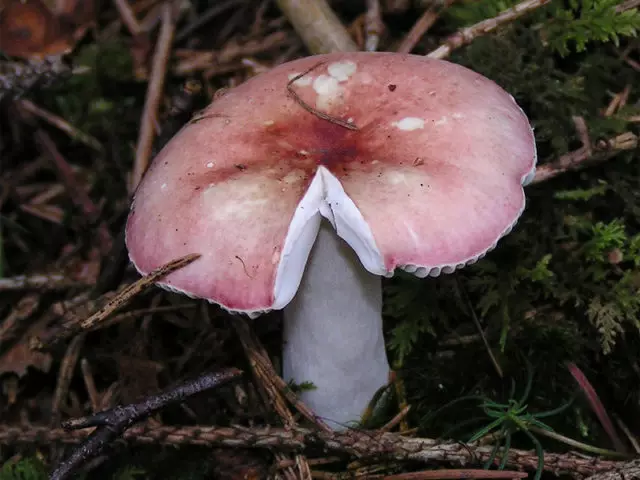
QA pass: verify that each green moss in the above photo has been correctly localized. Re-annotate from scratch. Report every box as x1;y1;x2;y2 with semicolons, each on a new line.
384;0;640;457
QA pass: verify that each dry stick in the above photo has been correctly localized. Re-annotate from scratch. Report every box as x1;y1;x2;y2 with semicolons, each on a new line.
364;0;383;52
287;64;359;131
585;459;640;480
251;0;271;35
616;0;640;12
346;470;528;479
50;334;86;427
396;0;454;54
174;0;245;43
426;0;551;59
131;2;177;192
456;277;503;379
531;132;638;184
0;57;72;101
17;100;102;151
0;295;39;355
80;358;101;413
50;369;242;480
614;416;640;453
31;128;113;256
34;254;200;348
94;304;197;332
112;0;143;36
231;317;332;432
379;405;411;433
1;424;621;478
231;317;316;480
275;0;358;54
0;274;89;291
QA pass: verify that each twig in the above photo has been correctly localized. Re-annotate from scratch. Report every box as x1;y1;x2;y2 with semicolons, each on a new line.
174;32;290;75
93;304;197;331
350;470;528;479
131;2;177;192
33;253;201;348
585;459;640;480
29;127;113;255
0;57;72;101
364;0;383;52
287;63;359;130
231;316;332;432
275;0;358;54
112;0;143;36
80;358;100;413
174;0;245;43
0;273;89;291
616;0;640;13
51;334;86;427
17;99;102;151
397;0;453;54
379;405;411;433
426;0;551;59
531;132;638;184
456;277;503;378
614;416;640;454
50;368;242;480
603;85;631;117
0;294;40;355
1;423;622;478
529;426;628;458
231;316;317;479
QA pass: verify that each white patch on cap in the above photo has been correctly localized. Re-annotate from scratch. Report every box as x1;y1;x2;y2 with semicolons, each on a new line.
202;182;268;221
288;73;313;86
434;116;448;126
282;170;305;185
359;72;374;84
452;113;464;119
387;172;407;185
206;162;214;168
392;117;425;131
313;75;342;111
263;120;275;126
327;60;357;82
161;183;167;190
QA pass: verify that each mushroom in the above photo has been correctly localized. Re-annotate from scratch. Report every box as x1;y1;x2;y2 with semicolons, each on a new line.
125;52;536;428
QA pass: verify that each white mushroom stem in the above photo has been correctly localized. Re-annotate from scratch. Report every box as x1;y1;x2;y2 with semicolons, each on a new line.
282;220;391;429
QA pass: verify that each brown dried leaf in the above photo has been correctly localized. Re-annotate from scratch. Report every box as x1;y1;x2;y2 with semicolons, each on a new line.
0;317;53;377
0;0;94;59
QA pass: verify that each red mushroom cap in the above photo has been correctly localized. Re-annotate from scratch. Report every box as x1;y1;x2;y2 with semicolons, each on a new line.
126;52;536;315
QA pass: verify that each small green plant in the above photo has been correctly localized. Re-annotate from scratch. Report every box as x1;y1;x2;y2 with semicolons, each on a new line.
466;384;571;480
424;363;575;480
544;0;640;56
0;457;47;480
112;466;147;480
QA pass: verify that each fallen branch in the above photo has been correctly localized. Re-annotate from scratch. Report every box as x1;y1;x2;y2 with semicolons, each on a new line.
0;423;622;478
0;274;90;291
531;132;638;185
131;1;178;192
426;0;551;59
275;0;358;54
49;368;242;480
585;459;640;480
32;253;200;349
0;57;72;101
